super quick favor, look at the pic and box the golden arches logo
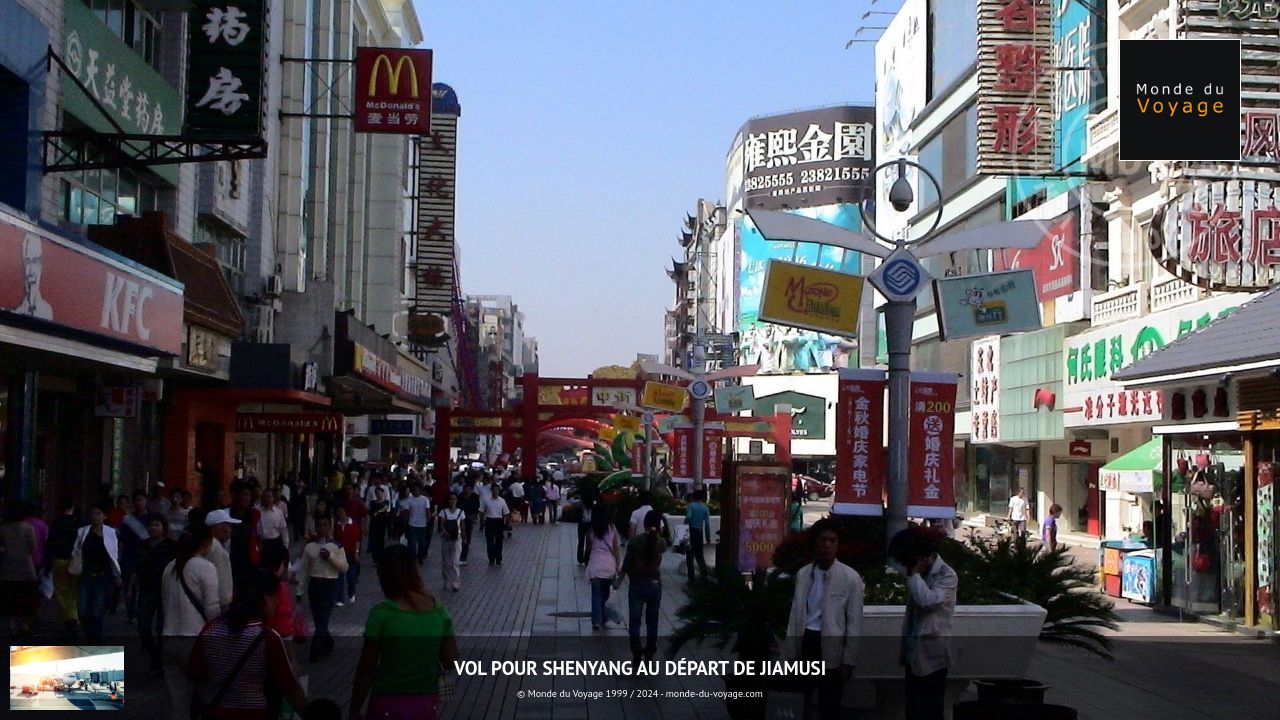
[368,54,419,98]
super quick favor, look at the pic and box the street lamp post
[748,158,1048,543]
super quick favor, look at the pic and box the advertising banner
[934,269,1042,340]
[1063,294,1245,427]
[970,336,1001,444]
[714,384,755,414]
[672,426,694,482]
[759,260,865,336]
[643,381,688,413]
[613,414,642,433]
[355,48,433,134]
[834,369,886,516]
[413,86,458,315]
[236,413,343,434]
[185,0,266,136]
[875,0,927,241]
[738,205,863,374]
[741,106,875,212]
[670,424,723,484]
[753,391,826,440]
[1153,180,1280,292]
[736,465,789,572]
[976,0,1054,176]
[907,373,960,519]
[993,212,1080,301]
[0,210,184,355]
[352,343,431,405]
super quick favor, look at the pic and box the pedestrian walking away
[438,493,465,591]
[684,490,712,581]
[891,527,958,720]
[1,502,40,635]
[481,486,511,566]
[70,503,123,644]
[1008,487,1029,539]
[349,544,459,720]
[783,518,864,720]
[545,480,561,524]
[160,527,221,719]
[187,569,309,720]
[618,509,666,665]
[585,508,623,631]
[299,513,349,662]
[134,514,177,673]
[576,498,594,565]
[334,504,363,604]
[459,483,481,564]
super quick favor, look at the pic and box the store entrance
[1170,436,1245,622]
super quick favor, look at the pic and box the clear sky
[420,1,882,376]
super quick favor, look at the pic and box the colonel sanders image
[16,232,53,320]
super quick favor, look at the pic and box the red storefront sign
[632,439,644,474]
[907,374,959,519]
[994,212,1079,300]
[236,413,343,434]
[354,47,432,134]
[834,369,886,515]
[0,209,184,355]
[736,465,789,572]
[704,427,724,483]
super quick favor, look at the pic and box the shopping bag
[38,569,54,599]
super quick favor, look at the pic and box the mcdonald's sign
[355,47,433,134]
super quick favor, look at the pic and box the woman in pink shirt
[585,509,623,631]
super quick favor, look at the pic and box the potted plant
[667,565,793,720]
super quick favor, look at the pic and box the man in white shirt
[481,489,511,566]
[404,484,434,564]
[784,519,864,720]
[200,509,239,611]
[629,494,655,542]
[258,488,289,551]
[1008,488,1029,538]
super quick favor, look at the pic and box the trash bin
[953,701,1077,720]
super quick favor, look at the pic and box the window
[928,0,977,100]
[1089,204,1110,292]
[196,219,247,298]
[85,0,162,70]
[915,103,978,212]
[60,136,158,226]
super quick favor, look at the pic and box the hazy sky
[422,1,882,376]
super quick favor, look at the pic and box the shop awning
[1100,437,1163,493]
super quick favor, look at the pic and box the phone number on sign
[745,165,869,192]
[517,690,764,700]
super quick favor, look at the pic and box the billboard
[976,0,1054,176]
[934,269,1043,340]
[738,205,864,374]
[354,48,433,134]
[834,369,886,516]
[875,0,927,240]
[740,106,875,212]
[759,260,865,336]
[414,84,459,315]
[992,211,1080,301]
[907,374,960,519]
[185,0,266,136]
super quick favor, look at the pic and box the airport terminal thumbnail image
[10,646,124,711]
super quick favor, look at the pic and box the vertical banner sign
[907,373,960,519]
[185,0,266,136]
[414,85,459,316]
[737,465,790,572]
[672,426,695,483]
[834,369,886,516]
[632,439,644,474]
[354,48,433,134]
[977,0,1053,175]
[704,425,725,484]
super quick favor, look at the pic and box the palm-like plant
[667,565,793,663]
[963,533,1121,660]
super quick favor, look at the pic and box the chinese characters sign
[736,465,789,572]
[1154,180,1280,292]
[355,48,433,134]
[970,337,1001,444]
[1219,1,1280,20]
[993,211,1080,301]
[1062,294,1243,427]
[185,1,265,136]
[907,374,959,519]
[741,106,875,212]
[670,425,724,484]
[977,0,1054,175]
[934,269,1042,340]
[414,84,458,315]
[834,369,885,516]
[593,387,637,409]
[643,381,688,413]
[758,259,865,336]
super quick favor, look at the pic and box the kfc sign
[994,211,1079,300]
[0,208,183,355]
[354,48,432,134]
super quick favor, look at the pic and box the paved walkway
[20,518,1280,719]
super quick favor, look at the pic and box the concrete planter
[664,513,721,545]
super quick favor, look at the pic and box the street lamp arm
[913,218,1048,257]
[707,364,760,381]
[746,208,892,259]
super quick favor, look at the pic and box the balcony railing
[1091,281,1148,325]
[1149,275,1207,313]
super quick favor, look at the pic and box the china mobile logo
[784,277,839,319]
[369,54,420,97]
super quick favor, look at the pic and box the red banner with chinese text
[736,465,789,572]
[834,369,886,515]
[704,427,724,483]
[907,374,959,519]
[672,426,694,482]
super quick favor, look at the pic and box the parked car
[801,475,833,501]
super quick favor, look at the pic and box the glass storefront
[961,443,1038,518]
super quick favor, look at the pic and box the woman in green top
[349,544,458,720]
[788,491,805,534]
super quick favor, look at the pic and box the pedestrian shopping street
[39,519,1280,720]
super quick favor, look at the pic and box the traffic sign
[868,248,931,302]
[688,379,713,401]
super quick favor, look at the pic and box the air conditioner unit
[264,274,284,297]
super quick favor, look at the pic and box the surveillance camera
[888,175,914,212]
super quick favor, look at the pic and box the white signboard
[1063,294,1248,427]
[874,0,927,240]
[593,387,637,409]
[970,336,1001,443]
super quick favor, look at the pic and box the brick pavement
[24,519,1280,720]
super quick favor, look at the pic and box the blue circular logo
[882,258,921,298]
[689,380,711,399]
